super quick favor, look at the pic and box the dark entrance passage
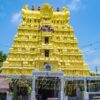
[0,93,6,100]
[37,89,54,100]
[36,77,61,100]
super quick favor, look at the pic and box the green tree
[9,79,32,99]
[0,51,7,71]
[90,72,96,76]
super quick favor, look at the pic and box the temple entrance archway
[35,77,61,100]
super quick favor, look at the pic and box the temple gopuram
[1,3,100,100]
[2,3,89,76]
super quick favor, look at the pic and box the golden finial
[40,3,53,18]
[23,4,28,10]
[62,7,68,12]
[56,7,60,12]
[31,5,34,10]
[38,6,41,11]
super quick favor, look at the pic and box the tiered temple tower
[2,4,90,76]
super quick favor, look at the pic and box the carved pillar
[84,78,89,100]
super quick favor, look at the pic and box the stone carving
[40,3,53,18]
[40,25,54,32]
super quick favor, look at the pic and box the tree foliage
[9,79,32,95]
[0,50,7,67]
[90,72,96,76]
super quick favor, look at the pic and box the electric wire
[80,41,100,49]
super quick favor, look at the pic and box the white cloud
[67,0,81,11]
[11,11,21,24]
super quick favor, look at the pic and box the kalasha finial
[62,7,68,12]
[56,7,60,12]
[38,6,41,11]
[31,5,34,10]
[23,5,28,10]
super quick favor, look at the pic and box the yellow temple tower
[2,4,90,76]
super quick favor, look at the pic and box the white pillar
[84,78,89,100]
[84,92,89,100]
[31,76,36,100]
[84,78,87,92]
[61,76,64,100]
[64,81,68,100]
[6,91,12,100]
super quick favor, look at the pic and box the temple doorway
[35,77,61,100]
[0,93,6,100]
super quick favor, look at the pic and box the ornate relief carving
[40,25,54,32]
[40,3,53,18]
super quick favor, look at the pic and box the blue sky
[0,0,100,72]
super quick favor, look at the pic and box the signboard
[34,71,63,77]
